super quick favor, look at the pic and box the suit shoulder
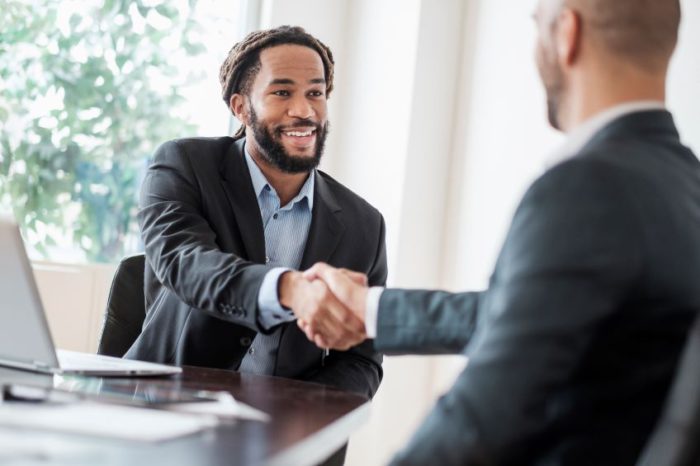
[517,156,644,243]
[316,170,383,219]
[153,136,237,163]
[538,138,686,202]
[534,155,629,196]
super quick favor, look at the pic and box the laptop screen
[0,217,59,371]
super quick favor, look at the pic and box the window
[0,0,247,263]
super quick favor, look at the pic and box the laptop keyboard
[57,350,141,369]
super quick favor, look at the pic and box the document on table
[164,391,270,422]
[50,376,270,422]
[0,430,95,465]
[0,402,218,442]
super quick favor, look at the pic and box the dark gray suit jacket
[125,137,387,398]
[377,111,700,465]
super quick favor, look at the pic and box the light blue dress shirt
[238,148,314,375]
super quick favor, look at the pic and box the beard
[545,75,565,130]
[536,40,566,130]
[248,107,328,174]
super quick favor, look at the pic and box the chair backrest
[97,254,146,357]
[636,314,700,466]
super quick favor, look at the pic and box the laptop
[0,216,181,377]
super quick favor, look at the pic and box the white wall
[33,261,115,353]
[262,0,422,276]
[445,0,561,292]
[669,0,700,154]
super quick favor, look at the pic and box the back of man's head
[567,0,680,72]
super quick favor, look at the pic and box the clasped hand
[279,263,369,350]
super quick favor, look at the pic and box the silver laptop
[0,216,181,377]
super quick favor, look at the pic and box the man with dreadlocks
[125,26,385,437]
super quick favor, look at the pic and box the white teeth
[284,130,313,137]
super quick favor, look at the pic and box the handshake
[279,263,370,351]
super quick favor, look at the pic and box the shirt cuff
[257,267,296,330]
[364,286,384,339]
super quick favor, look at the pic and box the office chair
[97,253,147,357]
[636,314,700,466]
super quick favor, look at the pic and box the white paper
[164,391,270,422]
[0,402,218,442]
[0,428,102,464]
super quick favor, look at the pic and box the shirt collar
[243,145,315,211]
[546,100,666,168]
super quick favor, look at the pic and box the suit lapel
[299,173,345,270]
[219,139,266,263]
[276,173,345,377]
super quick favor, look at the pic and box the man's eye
[273,90,290,97]
[308,91,324,97]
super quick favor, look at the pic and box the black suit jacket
[125,137,387,398]
[376,111,700,464]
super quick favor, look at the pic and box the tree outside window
[0,0,240,263]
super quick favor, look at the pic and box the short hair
[219,26,334,138]
[566,0,681,71]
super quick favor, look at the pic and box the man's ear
[556,8,582,67]
[230,94,249,126]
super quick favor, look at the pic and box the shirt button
[273,213,278,219]
[248,348,255,355]
[265,256,270,264]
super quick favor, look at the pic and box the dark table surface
[0,365,370,466]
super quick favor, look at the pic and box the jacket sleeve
[139,140,269,330]
[387,159,643,465]
[375,288,483,354]
[303,215,389,398]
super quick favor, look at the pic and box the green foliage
[0,0,205,262]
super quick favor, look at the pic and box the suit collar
[548,102,667,167]
[300,172,345,270]
[580,109,679,155]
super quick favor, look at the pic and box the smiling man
[126,27,386,441]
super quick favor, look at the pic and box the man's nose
[287,95,314,119]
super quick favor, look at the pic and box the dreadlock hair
[219,25,335,140]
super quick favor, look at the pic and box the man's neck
[561,65,667,132]
[248,148,309,207]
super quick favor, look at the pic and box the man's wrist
[355,286,369,321]
[278,270,304,310]
[257,267,295,330]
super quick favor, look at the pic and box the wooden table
[0,365,370,466]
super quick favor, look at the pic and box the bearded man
[125,26,386,410]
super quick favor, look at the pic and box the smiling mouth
[281,128,316,138]
[279,127,318,151]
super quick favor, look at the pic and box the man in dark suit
[299,0,700,464]
[125,26,385,403]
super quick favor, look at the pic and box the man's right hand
[295,263,372,349]
[278,271,367,350]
